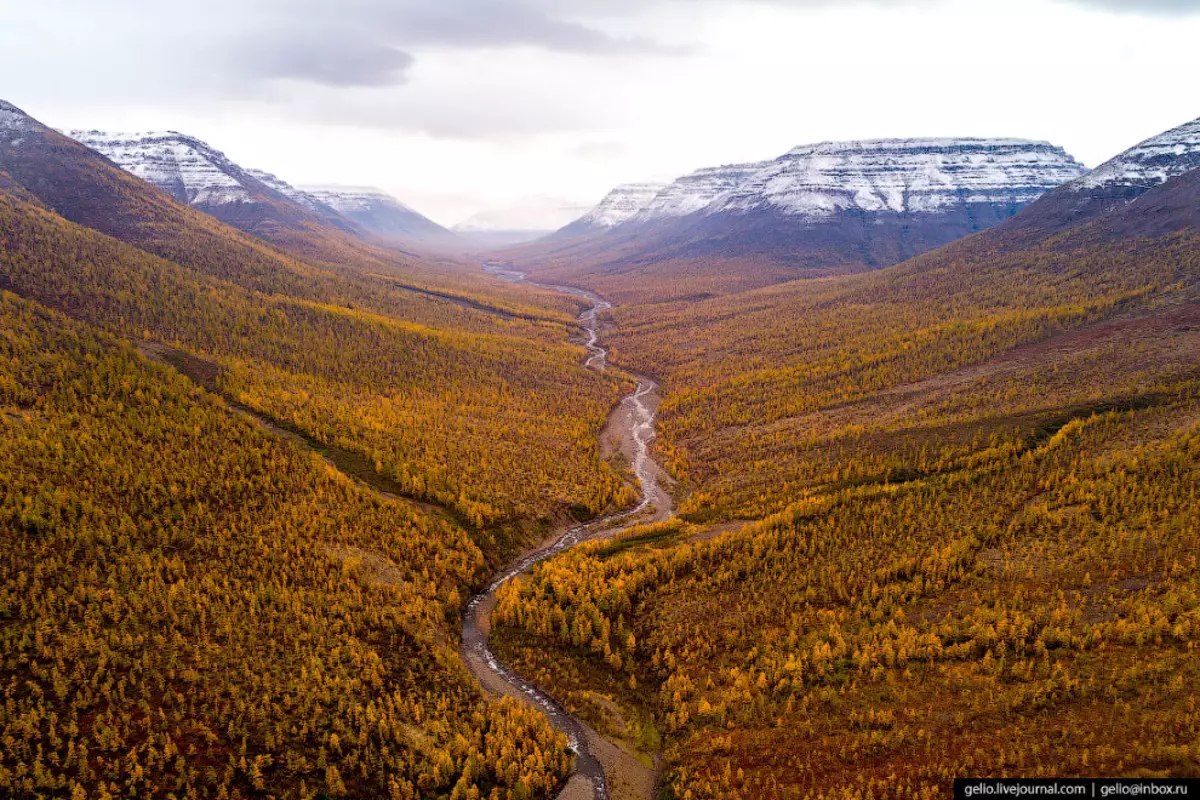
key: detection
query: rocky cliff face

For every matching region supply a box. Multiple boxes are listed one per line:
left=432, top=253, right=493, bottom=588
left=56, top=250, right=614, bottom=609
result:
left=0, top=100, right=33, bottom=142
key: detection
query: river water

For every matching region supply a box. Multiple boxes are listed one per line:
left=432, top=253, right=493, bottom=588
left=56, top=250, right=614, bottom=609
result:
left=459, top=263, right=671, bottom=800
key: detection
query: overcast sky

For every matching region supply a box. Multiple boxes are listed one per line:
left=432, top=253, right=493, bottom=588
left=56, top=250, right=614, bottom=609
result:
left=3, top=0, right=1199, bottom=226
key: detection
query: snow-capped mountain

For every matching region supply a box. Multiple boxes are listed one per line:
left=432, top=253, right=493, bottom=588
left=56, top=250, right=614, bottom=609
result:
left=560, top=138, right=1085, bottom=238
left=66, top=129, right=452, bottom=246
left=1005, top=115, right=1200, bottom=234
left=241, top=169, right=370, bottom=234
left=520, top=136, right=1089, bottom=284
left=571, top=182, right=671, bottom=230
left=302, top=185, right=452, bottom=241
left=68, top=130, right=269, bottom=207
left=246, top=168, right=326, bottom=210
left=0, top=100, right=33, bottom=143
left=636, top=163, right=765, bottom=221
left=708, top=138, right=1087, bottom=219
left=1071, top=116, right=1200, bottom=192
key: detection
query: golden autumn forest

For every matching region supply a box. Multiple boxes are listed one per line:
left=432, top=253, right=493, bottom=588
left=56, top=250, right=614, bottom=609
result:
left=2, top=93, right=1199, bottom=800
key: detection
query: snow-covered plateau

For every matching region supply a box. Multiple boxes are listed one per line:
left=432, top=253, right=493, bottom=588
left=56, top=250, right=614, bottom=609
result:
left=706, top=138, right=1089, bottom=219
left=568, top=137, right=1090, bottom=231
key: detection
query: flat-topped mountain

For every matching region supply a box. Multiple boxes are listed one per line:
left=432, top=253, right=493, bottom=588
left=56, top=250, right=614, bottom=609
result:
left=708, top=138, right=1086, bottom=218
left=506, top=136, right=1089, bottom=296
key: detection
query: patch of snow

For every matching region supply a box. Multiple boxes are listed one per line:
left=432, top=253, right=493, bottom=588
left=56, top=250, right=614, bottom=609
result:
left=247, top=168, right=325, bottom=211
left=635, top=163, right=766, bottom=220
left=0, top=100, right=33, bottom=144
left=1071, top=116, right=1200, bottom=191
left=301, top=185, right=416, bottom=215
left=575, top=182, right=670, bottom=228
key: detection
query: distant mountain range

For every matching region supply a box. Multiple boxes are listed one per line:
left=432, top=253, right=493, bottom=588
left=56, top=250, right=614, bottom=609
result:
left=21, top=104, right=1200, bottom=298
left=66, top=129, right=453, bottom=247
left=506, top=137, right=1092, bottom=294
left=300, top=185, right=453, bottom=242
left=60, top=127, right=600, bottom=252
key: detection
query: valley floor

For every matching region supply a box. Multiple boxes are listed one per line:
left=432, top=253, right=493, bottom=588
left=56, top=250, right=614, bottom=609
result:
left=461, top=270, right=675, bottom=800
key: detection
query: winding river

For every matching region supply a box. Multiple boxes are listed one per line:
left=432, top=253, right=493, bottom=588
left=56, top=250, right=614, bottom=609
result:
left=459, top=263, right=672, bottom=800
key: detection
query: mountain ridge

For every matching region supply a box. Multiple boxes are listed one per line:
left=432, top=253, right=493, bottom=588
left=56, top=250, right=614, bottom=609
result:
left=303, top=184, right=453, bottom=242
left=1002, top=114, right=1200, bottom=235
left=504, top=136, right=1090, bottom=299
left=66, top=127, right=456, bottom=252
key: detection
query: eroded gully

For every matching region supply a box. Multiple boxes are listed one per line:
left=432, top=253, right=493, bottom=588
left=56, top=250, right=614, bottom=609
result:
left=460, top=264, right=673, bottom=800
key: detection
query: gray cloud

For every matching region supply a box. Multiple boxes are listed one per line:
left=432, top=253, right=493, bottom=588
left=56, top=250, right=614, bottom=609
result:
left=284, top=84, right=602, bottom=139
left=350, top=1, right=684, bottom=54
left=19, top=0, right=1195, bottom=145
left=243, top=0, right=688, bottom=62
left=237, top=32, right=416, bottom=87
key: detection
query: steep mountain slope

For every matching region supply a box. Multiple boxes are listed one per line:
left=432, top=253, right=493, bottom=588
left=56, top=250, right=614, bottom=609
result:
left=0, top=266, right=573, bottom=800
left=1004, top=114, right=1200, bottom=235
left=243, top=167, right=366, bottom=232
left=64, top=125, right=484, bottom=284
left=487, top=117, right=1200, bottom=797
left=304, top=184, right=454, bottom=242
left=67, top=129, right=352, bottom=235
left=1, top=99, right=633, bottom=540
left=0, top=101, right=560, bottom=318
left=508, top=138, right=1089, bottom=301
left=2, top=109, right=340, bottom=298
